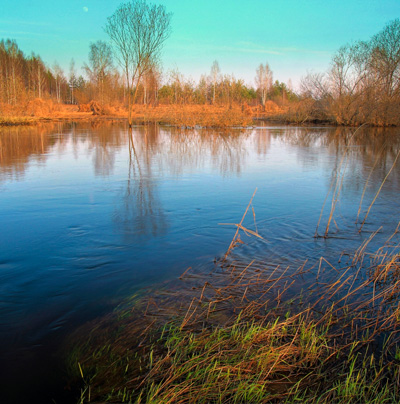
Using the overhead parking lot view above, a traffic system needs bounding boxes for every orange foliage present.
[78,103,92,113]
[78,100,111,115]
[250,101,286,118]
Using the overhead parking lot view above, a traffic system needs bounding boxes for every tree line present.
[0,38,295,108]
[0,0,399,127]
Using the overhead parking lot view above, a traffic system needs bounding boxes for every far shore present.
[0,101,341,129]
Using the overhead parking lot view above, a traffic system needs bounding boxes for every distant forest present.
[1,18,399,126]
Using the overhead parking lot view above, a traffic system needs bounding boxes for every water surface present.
[0,122,399,402]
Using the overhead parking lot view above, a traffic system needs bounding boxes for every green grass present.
[71,303,400,403]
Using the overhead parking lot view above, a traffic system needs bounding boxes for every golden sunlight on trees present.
[300,19,400,126]
[0,40,25,105]
[255,63,273,110]
[52,62,67,104]
[210,60,220,105]
[137,65,162,106]
[104,0,172,126]
[1,16,400,127]
[83,41,113,105]
[69,59,77,105]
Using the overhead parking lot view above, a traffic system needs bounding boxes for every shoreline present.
[0,114,347,129]
[2,113,396,129]
[0,103,365,129]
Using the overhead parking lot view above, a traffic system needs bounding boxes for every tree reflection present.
[0,121,126,181]
[113,124,258,238]
[269,125,400,192]
[0,123,61,181]
[87,122,123,177]
[3,122,398,239]
[114,124,168,238]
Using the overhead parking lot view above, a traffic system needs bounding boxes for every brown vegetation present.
[0,101,285,128]
[296,19,400,126]
[78,100,111,115]
[131,104,255,127]
[0,36,292,128]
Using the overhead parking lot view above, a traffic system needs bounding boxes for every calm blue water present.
[0,122,399,402]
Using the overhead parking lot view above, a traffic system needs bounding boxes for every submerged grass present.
[68,191,400,403]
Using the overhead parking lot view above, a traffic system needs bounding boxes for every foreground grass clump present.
[71,296,400,403]
[70,245,400,403]
[137,315,330,403]
[137,320,400,404]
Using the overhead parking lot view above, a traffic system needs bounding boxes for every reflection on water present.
[116,127,168,238]
[0,122,399,402]
[2,124,398,187]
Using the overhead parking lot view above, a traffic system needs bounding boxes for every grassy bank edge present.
[0,106,344,128]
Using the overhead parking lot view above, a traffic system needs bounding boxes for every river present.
[0,122,399,402]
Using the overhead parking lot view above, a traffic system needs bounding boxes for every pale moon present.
[83,6,89,12]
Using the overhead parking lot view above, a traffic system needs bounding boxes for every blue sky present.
[1,0,400,88]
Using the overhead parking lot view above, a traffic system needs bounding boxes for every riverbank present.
[1,104,384,129]
[0,101,319,128]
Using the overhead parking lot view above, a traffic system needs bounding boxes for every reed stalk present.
[359,148,400,232]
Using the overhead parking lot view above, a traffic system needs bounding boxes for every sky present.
[1,0,400,89]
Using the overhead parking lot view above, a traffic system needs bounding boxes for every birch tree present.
[69,59,77,104]
[84,41,113,104]
[105,0,172,126]
[210,60,220,104]
[255,63,273,109]
[53,62,65,103]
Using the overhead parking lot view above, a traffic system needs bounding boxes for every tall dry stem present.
[359,148,400,232]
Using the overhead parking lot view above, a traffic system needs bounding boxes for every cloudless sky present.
[1,0,400,88]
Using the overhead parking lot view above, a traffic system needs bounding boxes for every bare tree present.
[69,59,77,104]
[105,0,172,126]
[299,19,400,125]
[327,42,370,124]
[5,40,22,105]
[329,43,369,98]
[169,68,184,104]
[370,18,400,98]
[84,41,113,104]
[301,71,330,100]
[141,64,161,105]
[210,60,220,104]
[53,62,65,103]
[255,63,273,109]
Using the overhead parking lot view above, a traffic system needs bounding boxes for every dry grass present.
[0,116,38,125]
[130,104,254,128]
[0,101,287,128]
